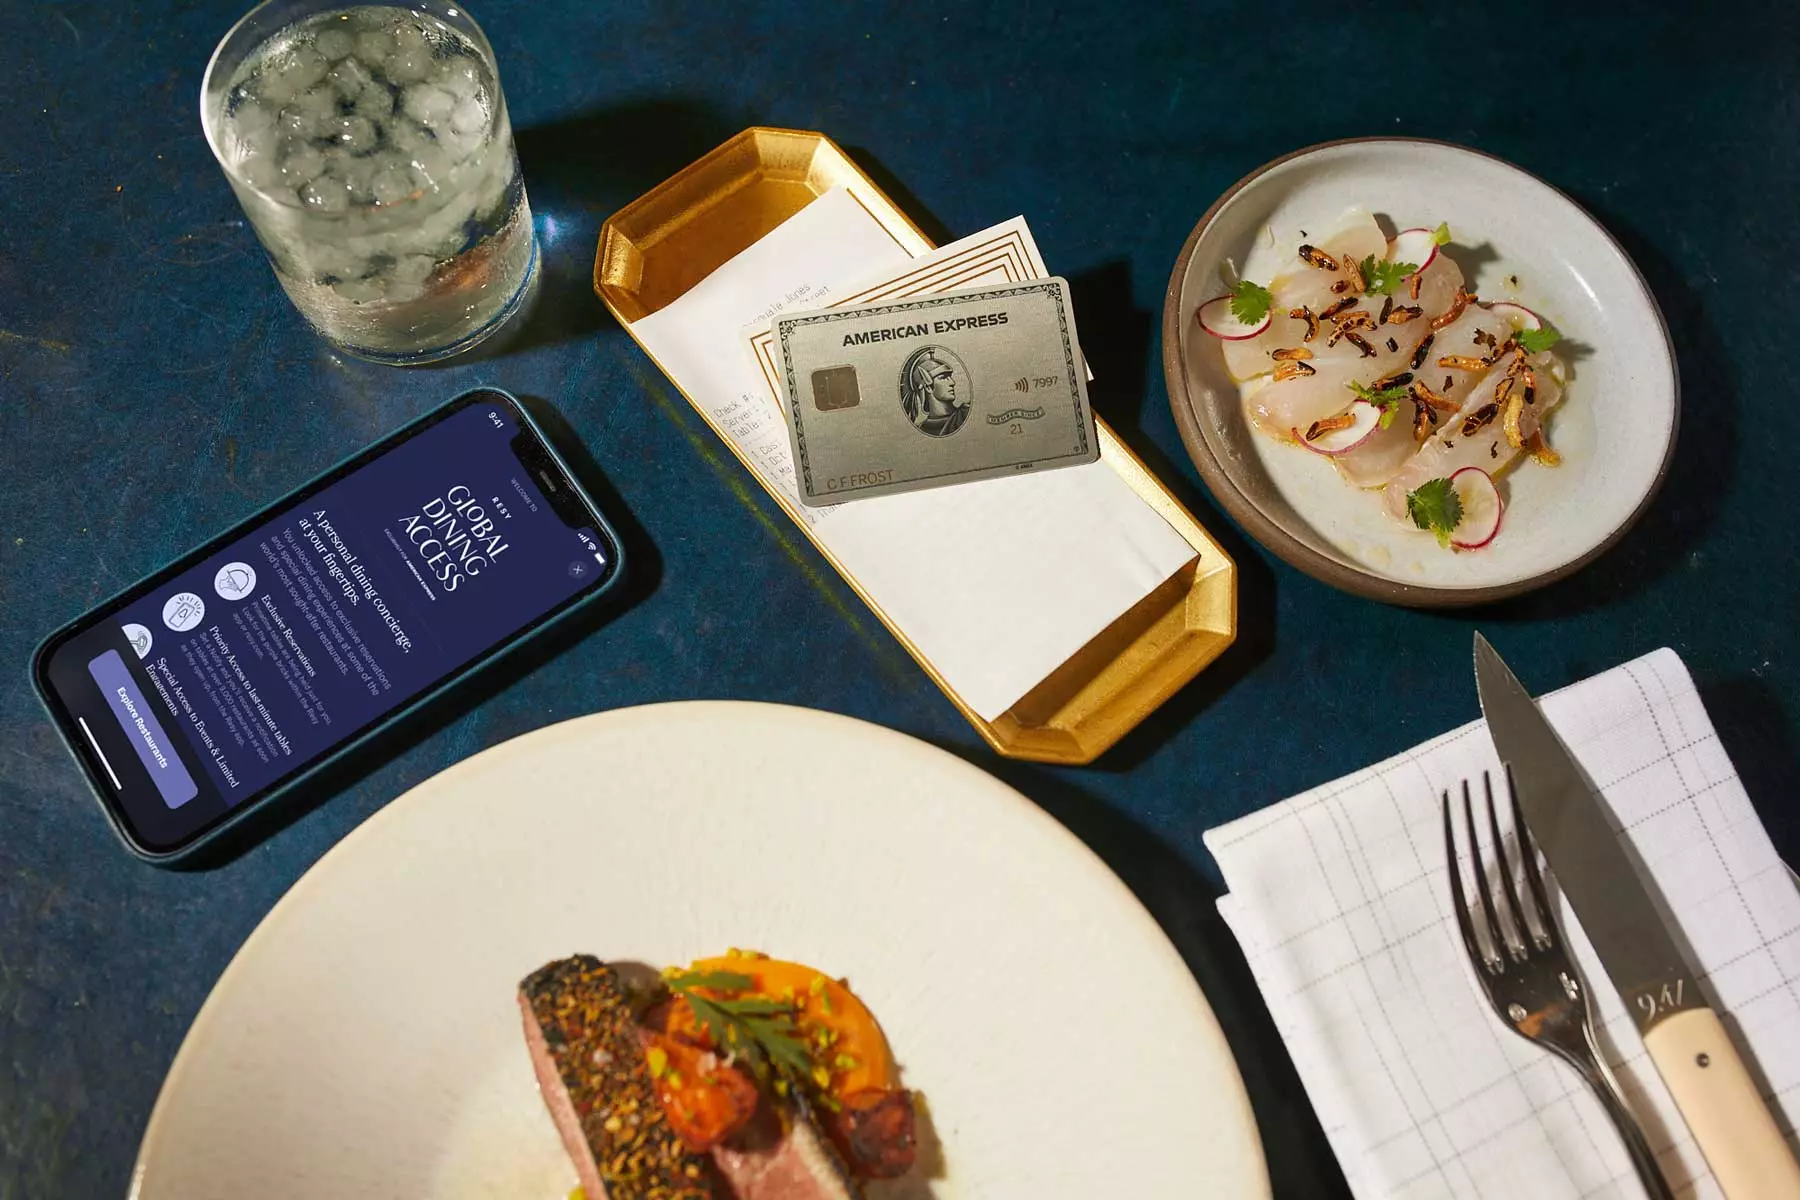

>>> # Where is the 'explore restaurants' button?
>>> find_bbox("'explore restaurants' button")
[87,649,198,809]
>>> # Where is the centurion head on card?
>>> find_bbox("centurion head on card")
[773,278,1099,506]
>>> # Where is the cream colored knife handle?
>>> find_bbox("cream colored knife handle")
[1644,1008,1800,1198]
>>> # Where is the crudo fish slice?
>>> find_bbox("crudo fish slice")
[1296,400,1382,455]
[1420,305,1513,402]
[1408,254,1466,326]
[1334,404,1425,487]
[1221,311,1310,381]
[1248,358,1370,438]
[1270,209,1386,313]
[1383,352,1564,517]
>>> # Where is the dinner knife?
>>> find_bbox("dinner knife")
[1474,634,1800,1199]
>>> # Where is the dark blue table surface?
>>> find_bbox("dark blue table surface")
[4,2,1798,1194]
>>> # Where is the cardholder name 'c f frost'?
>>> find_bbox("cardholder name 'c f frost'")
[775,278,1099,506]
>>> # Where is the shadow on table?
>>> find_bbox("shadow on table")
[1062,260,1278,767]
[938,746,1351,1198]
[1698,675,1800,866]
[449,98,757,360]
[176,405,661,870]
[841,145,956,247]
[1459,199,1729,621]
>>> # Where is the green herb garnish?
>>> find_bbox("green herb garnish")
[1432,221,1452,245]
[1229,278,1274,325]
[672,969,758,990]
[1350,380,1411,406]
[1515,323,1562,354]
[1349,380,1412,428]
[1406,477,1464,547]
[1359,255,1418,296]
[665,969,815,1083]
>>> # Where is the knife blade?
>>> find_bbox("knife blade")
[1473,633,1800,1198]
[1474,634,1693,1032]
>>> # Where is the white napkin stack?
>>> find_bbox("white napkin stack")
[1206,649,1800,1199]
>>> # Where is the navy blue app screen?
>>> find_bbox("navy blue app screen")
[82,401,605,842]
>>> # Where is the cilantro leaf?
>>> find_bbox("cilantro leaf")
[1515,323,1562,354]
[1359,255,1418,295]
[1229,279,1274,325]
[1349,380,1410,406]
[1349,380,1410,404]
[1348,380,1410,428]
[1405,478,1464,548]
[1432,221,1452,246]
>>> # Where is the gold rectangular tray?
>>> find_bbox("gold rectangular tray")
[595,127,1235,764]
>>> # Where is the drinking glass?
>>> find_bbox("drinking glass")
[202,0,537,364]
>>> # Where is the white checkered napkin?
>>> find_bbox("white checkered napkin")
[1206,650,1800,1199]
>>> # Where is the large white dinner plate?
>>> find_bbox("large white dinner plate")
[133,703,1268,1199]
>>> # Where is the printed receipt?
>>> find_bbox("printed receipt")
[631,188,1196,720]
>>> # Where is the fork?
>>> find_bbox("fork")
[1442,771,1675,1200]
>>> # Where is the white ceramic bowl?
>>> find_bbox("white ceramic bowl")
[1163,138,1678,606]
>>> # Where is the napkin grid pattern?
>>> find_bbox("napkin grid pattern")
[1206,649,1800,1199]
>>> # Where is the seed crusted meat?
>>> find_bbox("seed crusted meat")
[520,957,715,1200]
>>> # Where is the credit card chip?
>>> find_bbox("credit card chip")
[811,365,861,411]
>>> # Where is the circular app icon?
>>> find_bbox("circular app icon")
[214,561,258,601]
[121,623,154,659]
[162,592,206,632]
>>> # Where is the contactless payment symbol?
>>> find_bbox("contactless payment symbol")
[214,561,258,601]
[121,623,154,659]
[162,592,205,632]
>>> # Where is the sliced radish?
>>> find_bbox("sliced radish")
[1295,401,1382,456]
[1449,467,1503,549]
[1485,300,1543,332]
[1386,227,1439,276]
[1196,294,1272,340]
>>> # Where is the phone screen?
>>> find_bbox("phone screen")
[36,392,619,855]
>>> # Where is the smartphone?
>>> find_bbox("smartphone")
[33,388,625,863]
